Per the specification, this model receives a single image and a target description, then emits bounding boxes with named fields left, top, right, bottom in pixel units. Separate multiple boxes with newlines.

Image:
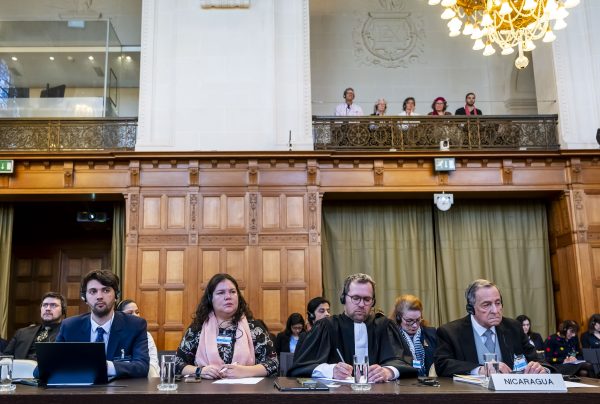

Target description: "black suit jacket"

left=275, top=332, right=293, bottom=355
left=3, top=323, right=60, bottom=359
left=56, top=311, right=149, bottom=378
left=434, top=316, right=541, bottom=377
left=0, top=337, right=9, bottom=354
left=455, top=107, right=483, bottom=115
left=420, top=326, right=437, bottom=374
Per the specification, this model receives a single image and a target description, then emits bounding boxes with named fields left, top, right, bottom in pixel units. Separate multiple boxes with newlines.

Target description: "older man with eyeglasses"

left=289, top=273, right=417, bottom=381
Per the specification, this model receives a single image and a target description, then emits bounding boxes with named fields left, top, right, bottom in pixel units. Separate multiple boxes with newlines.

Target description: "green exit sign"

left=434, top=157, right=456, bottom=172
left=0, top=160, right=14, bottom=173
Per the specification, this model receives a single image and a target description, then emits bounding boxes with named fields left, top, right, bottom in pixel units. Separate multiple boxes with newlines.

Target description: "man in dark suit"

left=56, top=269, right=149, bottom=379
left=455, top=92, right=483, bottom=116
left=3, top=292, right=65, bottom=359
left=289, top=273, right=417, bottom=381
left=434, top=279, right=548, bottom=377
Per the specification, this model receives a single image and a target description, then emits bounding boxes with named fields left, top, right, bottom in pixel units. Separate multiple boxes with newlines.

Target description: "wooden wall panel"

left=287, top=289, right=306, bottom=318
left=143, top=197, right=161, bottom=229
left=167, top=197, right=186, bottom=229
left=164, top=291, right=183, bottom=324
left=203, top=197, right=221, bottom=229
left=166, top=250, right=184, bottom=284
left=262, top=197, right=280, bottom=229
left=140, top=291, right=159, bottom=325
left=262, top=290, right=281, bottom=323
left=262, top=250, right=281, bottom=283
left=165, top=331, right=183, bottom=350
left=201, top=250, right=220, bottom=282
left=286, top=196, right=304, bottom=228
left=140, top=250, right=160, bottom=284
left=287, top=249, right=306, bottom=283
left=227, top=196, right=245, bottom=228
left=226, top=249, right=246, bottom=282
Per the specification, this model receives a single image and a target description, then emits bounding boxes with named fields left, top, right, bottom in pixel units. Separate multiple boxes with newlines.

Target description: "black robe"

left=288, top=313, right=417, bottom=378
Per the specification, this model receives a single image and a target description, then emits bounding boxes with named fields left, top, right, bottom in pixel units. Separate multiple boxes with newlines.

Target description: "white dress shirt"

left=335, top=103, right=364, bottom=116
left=90, top=313, right=117, bottom=377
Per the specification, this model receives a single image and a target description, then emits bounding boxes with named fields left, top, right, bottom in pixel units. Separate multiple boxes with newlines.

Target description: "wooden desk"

left=1, top=377, right=599, bottom=404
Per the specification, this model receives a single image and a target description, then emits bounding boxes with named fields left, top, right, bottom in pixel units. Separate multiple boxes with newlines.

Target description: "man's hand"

left=563, top=356, right=577, bottom=364
left=498, top=362, right=512, bottom=374
left=367, top=364, right=393, bottom=383
left=333, top=362, right=353, bottom=379
left=524, top=361, right=546, bottom=374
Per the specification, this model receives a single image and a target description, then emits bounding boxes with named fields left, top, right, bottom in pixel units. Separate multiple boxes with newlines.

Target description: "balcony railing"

left=0, top=118, right=137, bottom=151
left=313, top=115, right=559, bottom=151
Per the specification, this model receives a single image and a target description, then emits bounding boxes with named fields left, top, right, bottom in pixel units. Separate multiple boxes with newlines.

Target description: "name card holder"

left=488, top=374, right=566, bottom=392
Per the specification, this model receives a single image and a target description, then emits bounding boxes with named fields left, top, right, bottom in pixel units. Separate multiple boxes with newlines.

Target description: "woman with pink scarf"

left=175, top=274, right=278, bottom=379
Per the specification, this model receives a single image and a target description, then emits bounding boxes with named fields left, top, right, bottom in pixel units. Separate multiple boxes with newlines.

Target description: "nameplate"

left=488, top=374, right=566, bottom=392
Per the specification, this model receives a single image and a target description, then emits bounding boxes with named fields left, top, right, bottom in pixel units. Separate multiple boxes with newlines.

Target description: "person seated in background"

left=306, top=297, right=331, bottom=331
left=57, top=270, right=149, bottom=379
left=398, top=97, right=418, bottom=116
left=289, top=273, right=417, bottom=381
left=581, top=314, right=600, bottom=349
left=516, top=314, right=544, bottom=352
left=3, top=292, right=65, bottom=359
left=434, top=279, right=548, bottom=376
left=371, top=98, right=387, bottom=116
left=175, top=273, right=278, bottom=379
left=544, top=320, right=594, bottom=376
left=275, top=313, right=305, bottom=355
left=455, top=92, right=482, bottom=116
left=335, top=87, right=364, bottom=116
left=117, top=299, right=159, bottom=376
left=391, top=294, right=437, bottom=377
left=0, top=337, right=7, bottom=353
left=428, top=97, right=452, bottom=116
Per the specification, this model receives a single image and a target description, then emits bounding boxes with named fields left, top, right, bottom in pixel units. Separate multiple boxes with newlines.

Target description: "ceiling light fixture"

left=426, top=0, right=580, bottom=69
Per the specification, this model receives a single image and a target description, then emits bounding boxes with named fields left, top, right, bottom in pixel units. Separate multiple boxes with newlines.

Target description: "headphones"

left=465, top=280, right=502, bottom=315
left=339, top=280, right=376, bottom=306
left=307, top=310, right=316, bottom=322
left=343, top=87, right=354, bottom=99
left=403, top=97, right=415, bottom=112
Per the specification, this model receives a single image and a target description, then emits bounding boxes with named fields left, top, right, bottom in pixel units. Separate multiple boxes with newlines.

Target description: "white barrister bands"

left=488, top=374, right=567, bottom=392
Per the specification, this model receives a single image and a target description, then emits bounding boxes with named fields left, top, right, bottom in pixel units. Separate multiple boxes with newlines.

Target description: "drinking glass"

left=351, top=354, right=371, bottom=391
left=157, top=354, right=177, bottom=391
left=483, top=352, right=499, bottom=380
left=0, top=355, right=16, bottom=392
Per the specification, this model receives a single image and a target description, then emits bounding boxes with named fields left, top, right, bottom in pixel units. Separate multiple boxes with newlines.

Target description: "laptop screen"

left=36, top=342, right=108, bottom=386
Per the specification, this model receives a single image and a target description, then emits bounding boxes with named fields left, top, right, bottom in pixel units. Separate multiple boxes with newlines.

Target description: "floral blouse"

left=175, top=319, right=278, bottom=376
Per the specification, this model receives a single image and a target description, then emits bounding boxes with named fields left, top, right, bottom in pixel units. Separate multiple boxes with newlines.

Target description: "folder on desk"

left=274, top=378, right=329, bottom=391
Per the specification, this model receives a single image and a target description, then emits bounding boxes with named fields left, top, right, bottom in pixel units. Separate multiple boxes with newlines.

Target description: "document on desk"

left=564, top=381, right=599, bottom=388
left=452, top=374, right=485, bottom=385
left=212, top=377, right=264, bottom=384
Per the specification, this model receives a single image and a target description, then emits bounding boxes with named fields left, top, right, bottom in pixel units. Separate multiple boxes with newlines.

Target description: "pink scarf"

left=465, top=105, right=478, bottom=115
left=195, top=312, right=256, bottom=367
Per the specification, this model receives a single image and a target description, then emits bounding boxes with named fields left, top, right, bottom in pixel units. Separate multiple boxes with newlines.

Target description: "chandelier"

left=426, top=0, right=580, bottom=69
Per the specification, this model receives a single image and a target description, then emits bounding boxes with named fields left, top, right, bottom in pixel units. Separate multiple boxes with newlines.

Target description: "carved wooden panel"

left=203, top=197, right=221, bottom=229
left=166, top=250, right=184, bottom=284
left=201, top=250, right=221, bottom=282
left=227, top=196, right=245, bottom=228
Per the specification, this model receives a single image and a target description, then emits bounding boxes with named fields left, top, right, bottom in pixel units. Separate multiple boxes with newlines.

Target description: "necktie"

left=95, top=327, right=106, bottom=343
left=36, top=326, right=50, bottom=342
left=484, top=329, right=495, bottom=353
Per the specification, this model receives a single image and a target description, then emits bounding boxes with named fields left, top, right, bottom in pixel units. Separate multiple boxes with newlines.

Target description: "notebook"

left=35, top=342, right=109, bottom=387
left=274, top=377, right=329, bottom=391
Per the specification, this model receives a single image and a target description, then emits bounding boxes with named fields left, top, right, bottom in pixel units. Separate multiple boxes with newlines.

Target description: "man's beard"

left=92, top=301, right=114, bottom=317
left=41, top=316, right=61, bottom=326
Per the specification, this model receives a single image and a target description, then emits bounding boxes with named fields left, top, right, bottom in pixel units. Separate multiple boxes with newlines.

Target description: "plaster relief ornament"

left=353, top=0, right=425, bottom=68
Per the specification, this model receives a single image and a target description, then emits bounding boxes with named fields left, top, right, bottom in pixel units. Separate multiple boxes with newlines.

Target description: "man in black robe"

left=289, top=273, right=417, bottom=382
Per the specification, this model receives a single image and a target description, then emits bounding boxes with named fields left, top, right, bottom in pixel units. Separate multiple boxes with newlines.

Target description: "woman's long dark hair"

left=191, top=273, right=252, bottom=332
left=284, top=313, right=305, bottom=336
left=516, top=314, right=532, bottom=336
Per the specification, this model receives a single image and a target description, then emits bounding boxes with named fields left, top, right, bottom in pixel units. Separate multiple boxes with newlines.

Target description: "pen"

left=336, top=349, right=345, bottom=364
left=220, top=361, right=238, bottom=373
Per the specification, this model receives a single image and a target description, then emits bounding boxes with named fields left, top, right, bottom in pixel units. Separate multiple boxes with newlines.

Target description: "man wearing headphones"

left=56, top=269, right=149, bottom=379
left=434, top=279, right=548, bottom=376
left=3, top=292, right=65, bottom=359
left=334, top=87, right=364, bottom=116
left=289, top=273, right=417, bottom=381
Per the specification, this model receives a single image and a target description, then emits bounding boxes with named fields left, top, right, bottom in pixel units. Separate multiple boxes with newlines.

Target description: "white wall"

left=309, top=0, right=538, bottom=117
left=136, top=0, right=312, bottom=151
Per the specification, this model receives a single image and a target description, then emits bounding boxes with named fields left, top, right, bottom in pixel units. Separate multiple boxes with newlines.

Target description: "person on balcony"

left=428, top=97, right=452, bottom=116
left=335, top=87, right=364, bottom=116
left=455, top=92, right=483, bottom=116
left=398, top=97, right=419, bottom=116
left=371, top=99, right=387, bottom=116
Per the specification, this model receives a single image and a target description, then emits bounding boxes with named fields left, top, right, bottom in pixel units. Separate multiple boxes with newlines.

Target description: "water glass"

left=483, top=352, right=499, bottom=380
left=351, top=354, right=371, bottom=391
left=0, top=355, right=16, bottom=392
left=157, top=354, right=177, bottom=391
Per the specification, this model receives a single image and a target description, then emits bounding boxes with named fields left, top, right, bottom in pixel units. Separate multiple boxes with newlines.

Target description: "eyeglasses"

left=346, top=295, right=374, bottom=305
left=402, top=317, right=422, bottom=326
left=41, top=303, right=60, bottom=309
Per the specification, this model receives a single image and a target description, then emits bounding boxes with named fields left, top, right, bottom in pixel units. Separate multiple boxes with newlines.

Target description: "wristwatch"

left=195, top=366, right=202, bottom=379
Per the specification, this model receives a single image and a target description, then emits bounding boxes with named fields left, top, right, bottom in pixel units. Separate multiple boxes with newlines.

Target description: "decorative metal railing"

left=312, top=115, right=559, bottom=151
left=0, top=118, right=137, bottom=151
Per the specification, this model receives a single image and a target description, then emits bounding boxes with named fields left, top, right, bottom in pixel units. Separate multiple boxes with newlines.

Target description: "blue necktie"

left=95, top=327, right=106, bottom=343
left=484, top=329, right=495, bottom=353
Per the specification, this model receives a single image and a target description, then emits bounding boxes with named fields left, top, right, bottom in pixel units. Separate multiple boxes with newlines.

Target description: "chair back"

left=582, top=348, right=600, bottom=375
left=13, top=359, right=38, bottom=378
left=279, top=352, right=295, bottom=376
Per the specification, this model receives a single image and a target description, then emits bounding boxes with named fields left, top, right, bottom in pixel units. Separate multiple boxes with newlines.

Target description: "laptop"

left=35, top=342, right=109, bottom=387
